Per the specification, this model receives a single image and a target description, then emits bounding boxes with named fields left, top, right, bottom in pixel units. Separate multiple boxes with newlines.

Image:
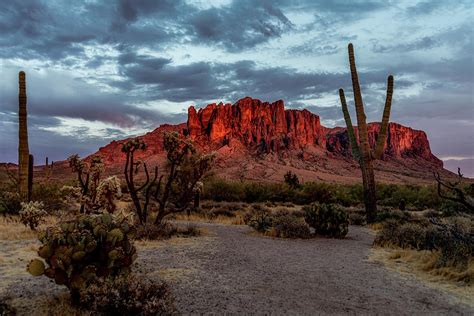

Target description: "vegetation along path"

left=140, top=222, right=472, bottom=315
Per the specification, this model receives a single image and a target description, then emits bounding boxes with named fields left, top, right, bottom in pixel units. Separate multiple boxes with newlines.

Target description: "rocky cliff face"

left=187, top=97, right=326, bottom=152
left=186, top=97, right=442, bottom=167
left=93, top=97, right=443, bottom=175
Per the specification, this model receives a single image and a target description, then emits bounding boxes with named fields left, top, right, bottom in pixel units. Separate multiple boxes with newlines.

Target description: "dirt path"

left=1, top=223, right=472, bottom=315
left=140, top=223, right=473, bottom=315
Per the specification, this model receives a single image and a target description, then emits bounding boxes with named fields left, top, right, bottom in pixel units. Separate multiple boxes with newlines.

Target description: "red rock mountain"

left=93, top=97, right=443, bottom=184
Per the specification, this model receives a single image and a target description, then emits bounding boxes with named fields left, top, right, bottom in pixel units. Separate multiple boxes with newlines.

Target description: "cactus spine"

left=18, top=71, right=30, bottom=201
left=339, top=43, right=394, bottom=223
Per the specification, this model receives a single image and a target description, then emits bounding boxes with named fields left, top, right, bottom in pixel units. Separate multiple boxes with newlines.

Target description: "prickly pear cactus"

left=303, top=203, right=349, bottom=238
left=26, top=213, right=136, bottom=300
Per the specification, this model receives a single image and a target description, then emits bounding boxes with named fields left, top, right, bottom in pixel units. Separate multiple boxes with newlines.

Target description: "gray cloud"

left=0, top=0, right=472, bottom=164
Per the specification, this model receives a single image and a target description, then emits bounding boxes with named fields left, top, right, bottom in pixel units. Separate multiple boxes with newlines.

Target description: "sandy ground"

left=140, top=223, right=473, bottom=315
left=1, top=222, right=473, bottom=315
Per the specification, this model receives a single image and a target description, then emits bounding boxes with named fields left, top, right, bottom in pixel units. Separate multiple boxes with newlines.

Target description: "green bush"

left=32, top=182, right=67, bottom=212
left=27, top=213, right=136, bottom=303
left=303, top=203, right=349, bottom=238
left=271, top=214, right=310, bottom=238
left=78, top=275, right=176, bottom=315
left=0, top=189, right=22, bottom=214
left=202, top=179, right=458, bottom=212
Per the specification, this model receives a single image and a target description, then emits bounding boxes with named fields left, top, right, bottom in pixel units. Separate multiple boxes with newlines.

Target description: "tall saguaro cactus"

left=28, top=154, right=34, bottom=201
left=18, top=71, right=30, bottom=201
left=339, top=43, right=394, bottom=222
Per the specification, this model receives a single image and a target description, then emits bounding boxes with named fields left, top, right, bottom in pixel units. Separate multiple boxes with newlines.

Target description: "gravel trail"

left=2, top=223, right=472, bottom=315
left=140, top=223, right=473, bottom=315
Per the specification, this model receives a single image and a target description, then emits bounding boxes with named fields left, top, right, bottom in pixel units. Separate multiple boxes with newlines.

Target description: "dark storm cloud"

left=0, top=0, right=296, bottom=63
left=115, top=52, right=408, bottom=106
left=186, top=0, right=293, bottom=51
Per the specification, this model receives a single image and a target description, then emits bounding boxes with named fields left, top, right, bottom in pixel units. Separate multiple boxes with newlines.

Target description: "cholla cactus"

left=19, top=201, right=47, bottom=230
left=67, top=155, right=104, bottom=213
left=61, top=185, right=83, bottom=212
left=96, top=176, right=122, bottom=213
left=26, top=213, right=136, bottom=304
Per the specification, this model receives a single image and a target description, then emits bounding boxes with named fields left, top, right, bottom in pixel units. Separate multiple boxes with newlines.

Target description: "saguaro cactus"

left=28, top=154, right=34, bottom=201
left=339, top=43, right=394, bottom=223
left=18, top=71, right=30, bottom=201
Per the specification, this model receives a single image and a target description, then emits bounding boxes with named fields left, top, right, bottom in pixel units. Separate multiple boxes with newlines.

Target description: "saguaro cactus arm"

left=339, top=89, right=360, bottom=160
left=348, top=43, right=370, bottom=157
left=374, top=75, right=394, bottom=159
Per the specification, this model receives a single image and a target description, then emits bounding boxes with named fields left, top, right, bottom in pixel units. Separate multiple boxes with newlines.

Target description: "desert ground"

left=1, top=219, right=472, bottom=315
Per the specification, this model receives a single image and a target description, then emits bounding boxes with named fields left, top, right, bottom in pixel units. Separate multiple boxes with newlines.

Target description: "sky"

left=0, top=0, right=473, bottom=175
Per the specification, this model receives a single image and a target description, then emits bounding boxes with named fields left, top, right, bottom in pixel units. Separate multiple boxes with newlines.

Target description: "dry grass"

left=370, top=247, right=474, bottom=307
left=0, top=215, right=59, bottom=240
left=174, top=213, right=245, bottom=225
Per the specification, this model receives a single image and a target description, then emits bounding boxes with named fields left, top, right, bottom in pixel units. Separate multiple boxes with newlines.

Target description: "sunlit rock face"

left=94, top=97, right=442, bottom=170
left=186, top=97, right=442, bottom=166
left=187, top=97, right=326, bottom=152
left=326, top=122, right=442, bottom=167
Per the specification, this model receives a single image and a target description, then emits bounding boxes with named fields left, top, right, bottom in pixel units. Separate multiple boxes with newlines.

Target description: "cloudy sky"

left=0, top=0, right=472, bottom=174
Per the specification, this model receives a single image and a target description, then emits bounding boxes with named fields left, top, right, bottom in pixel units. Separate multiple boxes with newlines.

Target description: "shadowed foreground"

left=141, top=223, right=472, bottom=315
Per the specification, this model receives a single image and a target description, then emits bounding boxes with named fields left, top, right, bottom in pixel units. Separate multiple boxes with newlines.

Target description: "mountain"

left=91, top=97, right=445, bottom=184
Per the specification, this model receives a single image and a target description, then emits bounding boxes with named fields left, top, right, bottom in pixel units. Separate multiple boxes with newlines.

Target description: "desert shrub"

left=331, top=184, right=364, bottom=207
left=375, top=207, right=411, bottom=223
left=295, top=182, right=334, bottom=205
left=178, top=223, right=201, bottom=237
left=19, top=201, right=47, bottom=230
left=349, top=212, right=366, bottom=226
left=434, top=218, right=473, bottom=268
left=134, top=222, right=178, bottom=240
left=271, top=214, right=310, bottom=238
left=207, top=207, right=236, bottom=218
left=27, top=213, right=136, bottom=303
left=423, top=209, right=441, bottom=218
left=0, top=189, right=22, bottom=214
left=203, top=179, right=245, bottom=201
left=374, top=220, right=435, bottom=249
left=303, top=203, right=349, bottom=238
left=374, top=218, right=473, bottom=269
left=31, top=182, right=66, bottom=212
left=134, top=222, right=200, bottom=240
left=78, top=275, right=176, bottom=315
left=284, top=171, right=300, bottom=189
left=244, top=204, right=273, bottom=232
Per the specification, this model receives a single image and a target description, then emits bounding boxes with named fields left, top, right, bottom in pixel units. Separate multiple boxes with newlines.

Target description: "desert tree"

left=122, top=132, right=215, bottom=225
left=434, top=168, right=474, bottom=213
left=122, top=138, right=156, bottom=224
left=339, top=43, right=394, bottom=222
